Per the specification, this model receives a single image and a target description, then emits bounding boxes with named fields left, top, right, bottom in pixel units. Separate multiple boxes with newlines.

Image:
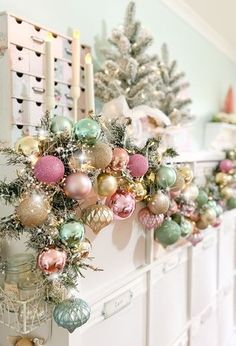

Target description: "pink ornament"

left=219, top=159, right=233, bottom=173
left=167, top=199, right=178, bottom=216
left=111, top=148, right=129, bottom=171
left=34, top=155, right=65, bottom=184
left=106, top=191, right=136, bottom=220
left=37, top=248, right=67, bottom=274
left=64, top=172, right=92, bottom=199
left=212, top=218, right=222, bottom=228
left=138, top=207, right=164, bottom=230
left=187, top=232, right=204, bottom=247
left=127, top=154, right=149, bottom=178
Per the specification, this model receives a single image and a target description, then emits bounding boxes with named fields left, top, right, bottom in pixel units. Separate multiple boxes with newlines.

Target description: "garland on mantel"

left=0, top=112, right=222, bottom=332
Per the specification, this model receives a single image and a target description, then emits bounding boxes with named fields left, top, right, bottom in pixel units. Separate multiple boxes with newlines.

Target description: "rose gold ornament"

left=106, top=191, right=136, bottom=220
left=97, top=173, right=118, bottom=197
left=188, top=230, right=204, bottom=246
left=182, top=183, right=199, bottom=202
left=37, top=248, right=67, bottom=274
left=64, top=172, right=92, bottom=199
left=147, top=191, right=170, bottom=215
left=81, top=204, right=113, bottom=234
left=111, top=148, right=129, bottom=171
left=138, top=207, right=164, bottom=230
left=16, top=193, right=50, bottom=227
left=201, top=208, right=217, bottom=225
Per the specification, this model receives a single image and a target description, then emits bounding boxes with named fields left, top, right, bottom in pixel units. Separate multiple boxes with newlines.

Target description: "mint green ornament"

left=227, top=197, right=236, bottom=210
left=53, top=298, right=91, bottom=333
left=196, top=190, right=208, bottom=207
left=180, top=218, right=193, bottom=237
left=207, top=200, right=217, bottom=209
left=156, top=166, right=176, bottom=188
left=215, top=204, right=223, bottom=216
left=74, top=118, right=101, bottom=144
left=59, top=221, right=85, bottom=247
left=154, top=219, right=181, bottom=247
left=51, top=116, right=73, bottom=134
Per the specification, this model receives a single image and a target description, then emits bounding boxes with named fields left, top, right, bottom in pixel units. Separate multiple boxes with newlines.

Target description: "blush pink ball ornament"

left=34, top=155, right=65, bottom=184
left=187, top=232, right=204, bottom=247
left=37, top=248, right=67, bottom=274
left=138, top=207, right=164, bottom=231
left=111, top=148, right=129, bottom=171
left=219, top=159, right=234, bottom=173
left=127, top=154, right=149, bottom=178
left=64, top=172, right=92, bottom=199
left=106, top=191, right=136, bottom=220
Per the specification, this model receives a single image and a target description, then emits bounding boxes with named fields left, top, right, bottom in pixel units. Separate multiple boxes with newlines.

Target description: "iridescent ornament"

left=156, top=166, right=176, bottom=188
left=16, top=194, right=50, bottom=227
left=147, top=191, right=170, bottom=215
left=97, top=173, right=118, bottom=197
left=15, top=136, right=40, bottom=156
left=37, top=248, right=67, bottom=274
left=50, top=115, right=73, bottom=134
left=201, top=207, right=217, bottom=224
left=106, top=191, right=136, bottom=220
left=219, top=159, right=234, bottom=173
left=59, top=221, right=85, bottom=247
left=53, top=297, right=91, bottom=333
left=196, top=189, right=208, bottom=207
left=81, top=204, right=113, bottom=234
left=182, top=183, right=199, bottom=202
left=111, top=148, right=129, bottom=171
left=221, top=186, right=234, bottom=200
left=180, top=218, right=193, bottom=237
left=127, top=154, right=149, bottom=178
left=89, top=142, right=113, bottom=169
left=34, top=155, right=65, bottom=184
left=133, top=181, right=147, bottom=201
left=154, top=219, right=181, bottom=247
left=64, top=172, right=92, bottom=199
left=74, top=118, right=101, bottom=145
left=178, top=165, right=194, bottom=185
left=227, top=197, right=236, bottom=209
left=138, top=207, right=164, bottom=230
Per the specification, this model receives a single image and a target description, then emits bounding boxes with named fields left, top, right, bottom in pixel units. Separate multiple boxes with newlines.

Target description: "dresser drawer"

left=29, top=76, right=45, bottom=102
left=8, top=15, right=32, bottom=48
left=54, top=105, right=63, bottom=117
left=10, top=44, right=30, bottom=73
left=12, top=72, right=30, bottom=99
left=29, top=50, right=44, bottom=76
left=54, top=83, right=73, bottom=107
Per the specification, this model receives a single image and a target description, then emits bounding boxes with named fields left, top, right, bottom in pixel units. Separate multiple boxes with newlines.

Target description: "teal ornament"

left=227, top=197, right=236, bottom=210
left=154, top=219, right=181, bottom=247
left=53, top=298, right=91, bottom=333
left=180, top=218, right=193, bottom=237
left=59, top=221, right=85, bottom=247
left=74, top=118, right=101, bottom=144
left=156, top=166, right=177, bottom=188
left=196, top=190, right=208, bottom=207
left=51, top=116, right=73, bottom=134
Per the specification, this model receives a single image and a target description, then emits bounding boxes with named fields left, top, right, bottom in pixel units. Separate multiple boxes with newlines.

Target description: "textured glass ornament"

left=53, top=298, right=91, bottom=333
left=138, top=207, right=164, bottom=230
left=156, top=166, right=177, bottom=188
left=59, top=221, right=85, bottom=247
left=50, top=115, right=73, bottom=134
left=106, top=191, right=136, bottom=220
left=154, top=219, right=181, bottom=247
left=74, top=118, right=101, bottom=144
left=81, top=204, right=113, bottom=234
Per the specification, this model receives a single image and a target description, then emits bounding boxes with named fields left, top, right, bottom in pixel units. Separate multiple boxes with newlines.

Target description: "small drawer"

left=10, top=44, right=30, bottom=73
left=62, top=38, right=72, bottom=60
left=12, top=72, right=30, bottom=99
left=12, top=98, right=43, bottom=126
left=29, top=101, right=44, bottom=126
left=8, top=16, right=32, bottom=48
left=64, top=84, right=73, bottom=107
left=54, top=81, right=64, bottom=104
left=54, top=58, right=64, bottom=81
left=54, top=105, right=63, bottom=117
left=30, top=25, right=47, bottom=53
left=29, top=76, right=45, bottom=102
left=63, top=60, right=72, bottom=84
left=62, top=106, right=73, bottom=120
left=29, top=50, right=44, bottom=76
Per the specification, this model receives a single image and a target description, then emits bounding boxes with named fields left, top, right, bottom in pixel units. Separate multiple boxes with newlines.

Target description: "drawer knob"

left=31, top=35, right=44, bottom=44
left=18, top=56, right=23, bottom=61
left=65, top=47, right=72, bottom=56
left=18, top=109, right=23, bottom=114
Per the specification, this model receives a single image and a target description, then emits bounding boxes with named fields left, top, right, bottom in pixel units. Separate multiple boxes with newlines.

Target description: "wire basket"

left=0, top=286, right=52, bottom=334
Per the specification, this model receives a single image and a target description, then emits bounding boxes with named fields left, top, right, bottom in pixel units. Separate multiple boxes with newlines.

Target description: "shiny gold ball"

left=15, top=338, right=34, bottom=346
left=196, top=218, right=209, bottom=230
left=170, top=172, right=186, bottom=192
left=15, top=136, right=40, bottom=156
left=89, top=142, right=113, bottom=169
left=201, top=208, right=217, bottom=225
left=178, top=165, right=194, bottom=185
left=133, top=181, right=147, bottom=202
left=16, top=193, right=50, bottom=227
left=147, top=191, right=169, bottom=215
left=221, top=186, right=234, bottom=200
left=97, top=173, right=118, bottom=197
left=215, top=172, right=230, bottom=186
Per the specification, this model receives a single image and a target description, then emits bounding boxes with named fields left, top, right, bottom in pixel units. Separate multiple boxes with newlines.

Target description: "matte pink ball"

left=64, top=172, right=92, bottom=199
left=219, top=159, right=233, bottom=173
left=127, top=154, right=149, bottom=178
left=34, top=155, right=65, bottom=184
left=106, top=191, right=136, bottom=220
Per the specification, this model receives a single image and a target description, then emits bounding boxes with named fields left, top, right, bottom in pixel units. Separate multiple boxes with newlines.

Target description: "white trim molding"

left=161, top=0, right=236, bottom=64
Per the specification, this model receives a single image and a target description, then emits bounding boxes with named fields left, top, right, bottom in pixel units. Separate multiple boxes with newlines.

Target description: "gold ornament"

left=201, top=208, right=217, bottom=225
left=145, top=171, right=156, bottom=184
left=68, top=148, right=95, bottom=172
left=178, top=165, right=194, bottom=185
left=16, top=193, right=50, bottom=227
left=196, top=219, right=209, bottom=230
left=15, top=338, right=34, bottom=346
left=147, top=191, right=169, bottom=215
left=170, top=172, right=185, bottom=192
left=71, top=238, right=92, bottom=258
left=227, top=150, right=236, bottom=160
left=182, top=183, right=199, bottom=202
left=133, top=181, right=147, bottom=201
left=97, top=173, right=118, bottom=197
left=117, top=175, right=133, bottom=192
left=81, top=204, right=113, bottom=234
left=215, top=172, right=231, bottom=186
left=221, top=186, right=234, bottom=199
left=89, top=142, right=113, bottom=169
left=15, top=136, right=40, bottom=156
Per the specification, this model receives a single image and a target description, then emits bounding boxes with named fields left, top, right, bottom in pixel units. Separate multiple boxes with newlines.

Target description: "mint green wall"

left=1, top=0, right=236, bottom=149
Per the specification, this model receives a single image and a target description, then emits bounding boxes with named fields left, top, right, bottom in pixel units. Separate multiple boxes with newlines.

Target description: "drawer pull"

left=18, top=109, right=23, bottom=114
left=65, top=47, right=72, bottom=56
left=32, top=87, right=45, bottom=94
left=31, top=36, right=44, bottom=44
left=102, top=290, right=133, bottom=319
left=18, top=56, right=23, bottom=61
left=65, top=93, right=73, bottom=100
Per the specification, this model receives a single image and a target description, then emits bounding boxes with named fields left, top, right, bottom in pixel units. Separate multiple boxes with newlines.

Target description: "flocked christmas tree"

left=155, top=43, right=192, bottom=125
left=95, top=1, right=160, bottom=108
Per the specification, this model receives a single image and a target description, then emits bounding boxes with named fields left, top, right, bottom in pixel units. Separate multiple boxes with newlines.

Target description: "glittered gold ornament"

left=147, top=191, right=169, bottom=215
left=170, top=172, right=185, bottom=193
left=221, top=186, right=234, bottom=199
left=16, top=193, right=50, bottom=227
left=117, top=175, right=133, bottom=192
left=133, top=181, right=147, bottom=201
left=178, top=165, right=194, bottom=185
left=215, top=172, right=231, bottom=186
left=81, top=204, right=113, bottom=234
left=15, top=136, right=40, bottom=156
left=201, top=208, right=217, bottom=224
left=97, top=173, right=118, bottom=197
left=89, top=142, right=113, bottom=169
